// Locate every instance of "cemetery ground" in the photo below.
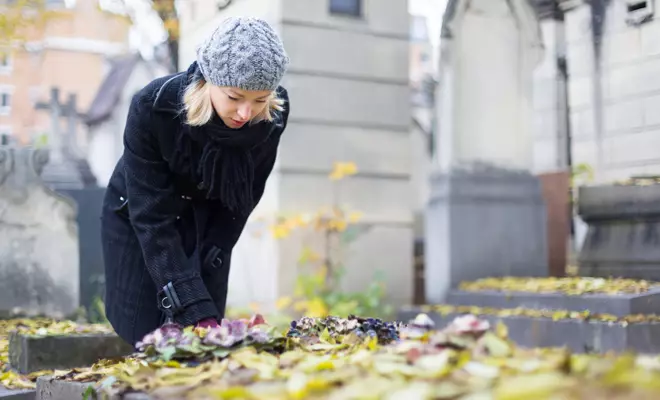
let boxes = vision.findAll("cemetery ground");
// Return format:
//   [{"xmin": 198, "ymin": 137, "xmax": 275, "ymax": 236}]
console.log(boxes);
[
  {"xmin": 4, "ymin": 277, "xmax": 660, "ymax": 399},
  {"xmin": 5, "ymin": 149, "xmax": 660, "ymax": 399}
]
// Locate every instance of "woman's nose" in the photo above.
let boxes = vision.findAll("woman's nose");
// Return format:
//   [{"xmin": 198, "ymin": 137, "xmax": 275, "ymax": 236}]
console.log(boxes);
[{"xmin": 237, "ymin": 105, "xmax": 252, "ymax": 120}]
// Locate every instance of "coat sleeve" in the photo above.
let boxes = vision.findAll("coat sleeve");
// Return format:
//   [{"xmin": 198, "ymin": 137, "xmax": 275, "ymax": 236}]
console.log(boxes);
[{"xmin": 122, "ymin": 92, "xmax": 219, "ymax": 326}]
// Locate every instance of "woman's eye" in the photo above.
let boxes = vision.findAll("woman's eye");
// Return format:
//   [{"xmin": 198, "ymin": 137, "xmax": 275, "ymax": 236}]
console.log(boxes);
[
  {"xmin": 228, "ymin": 96, "xmax": 239, "ymax": 101},
  {"xmin": 256, "ymin": 100, "xmax": 267, "ymax": 104}
]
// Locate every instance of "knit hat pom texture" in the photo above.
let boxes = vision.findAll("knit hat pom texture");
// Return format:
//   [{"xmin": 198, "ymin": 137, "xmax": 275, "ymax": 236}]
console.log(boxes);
[{"xmin": 196, "ymin": 16, "xmax": 290, "ymax": 92}]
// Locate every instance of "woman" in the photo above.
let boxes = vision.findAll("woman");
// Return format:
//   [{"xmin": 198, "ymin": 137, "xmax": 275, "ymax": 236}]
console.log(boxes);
[{"xmin": 100, "ymin": 16, "xmax": 290, "ymax": 347}]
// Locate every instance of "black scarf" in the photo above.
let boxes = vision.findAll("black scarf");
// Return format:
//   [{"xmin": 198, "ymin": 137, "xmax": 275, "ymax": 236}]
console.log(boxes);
[{"xmin": 169, "ymin": 62, "xmax": 277, "ymax": 216}]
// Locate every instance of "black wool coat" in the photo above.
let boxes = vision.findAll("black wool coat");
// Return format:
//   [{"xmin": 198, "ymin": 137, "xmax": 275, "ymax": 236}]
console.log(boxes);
[{"xmin": 100, "ymin": 64, "xmax": 289, "ymax": 346}]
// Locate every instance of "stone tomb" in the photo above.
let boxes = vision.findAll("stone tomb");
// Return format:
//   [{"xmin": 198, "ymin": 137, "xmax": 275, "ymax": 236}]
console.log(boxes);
[
  {"xmin": 8, "ymin": 332, "xmax": 134, "ymax": 375},
  {"xmin": 0, "ymin": 146, "xmax": 79, "ymax": 318},
  {"xmin": 400, "ymin": 280, "xmax": 660, "ymax": 353},
  {"xmin": 445, "ymin": 286, "xmax": 660, "ymax": 317},
  {"xmin": 577, "ymin": 181, "xmax": 660, "ymax": 281},
  {"xmin": 0, "ymin": 388, "xmax": 35, "ymax": 400},
  {"xmin": 35, "ymin": 377, "xmax": 148, "ymax": 400},
  {"xmin": 398, "ymin": 307, "xmax": 660, "ymax": 354}
]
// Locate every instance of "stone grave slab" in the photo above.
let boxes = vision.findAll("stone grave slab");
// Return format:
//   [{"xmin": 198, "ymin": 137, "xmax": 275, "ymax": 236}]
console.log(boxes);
[
  {"xmin": 36, "ymin": 376, "xmax": 149, "ymax": 400},
  {"xmin": 9, "ymin": 333, "xmax": 134, "ymax": 374},
  {"xmin": 0, "ymin": 387, "xmax": 35, "ymax": 400},
  {"xmin": 445, "ymin": 287, "xmax": 660, "ymax": 317},
  {"xmin": 0, "ymin": 146, "xmax": 79, "ymax": 319},
  {"xmin": 398, "ymin": 306, "xmax": 660, "ymax": 354}
]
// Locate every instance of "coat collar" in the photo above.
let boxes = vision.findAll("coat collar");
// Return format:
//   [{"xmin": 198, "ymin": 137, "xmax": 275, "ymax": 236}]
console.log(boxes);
[
  {"xmin": 153, "ymin": 62, "xmax": 201, "ymax": 114},
  {"xmin": 152, "ymin": 71, "xmax": 186, "ymax": 114}
]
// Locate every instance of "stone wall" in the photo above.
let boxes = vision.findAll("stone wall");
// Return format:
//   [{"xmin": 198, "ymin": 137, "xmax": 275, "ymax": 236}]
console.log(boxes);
[{"xmin": 533, "ymin": 0, "xmax": 660, "ymax": 182}]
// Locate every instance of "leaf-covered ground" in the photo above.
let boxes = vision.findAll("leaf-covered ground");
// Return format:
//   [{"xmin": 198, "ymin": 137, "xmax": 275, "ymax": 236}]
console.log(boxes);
[
  {"xmin": 458, "ymin": 277, "xmax": 658, "ymax": 295},
  {"xmin": 7, "ymin": 314, "xmax": 660, "ymax": 400},
  {"xmin": 4, "ymin": 276, "xmax": 660, "ymax": 399}
]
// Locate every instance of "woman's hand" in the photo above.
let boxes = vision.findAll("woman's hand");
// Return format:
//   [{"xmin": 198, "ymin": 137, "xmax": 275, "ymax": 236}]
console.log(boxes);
[{"xmin": 196, "ymin": 317, "xmax": 219, "ymax": 329}]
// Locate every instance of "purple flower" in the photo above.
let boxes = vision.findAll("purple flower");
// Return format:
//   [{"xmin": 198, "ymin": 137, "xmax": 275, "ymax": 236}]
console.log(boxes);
[
  {"xmin": 135, "ymin": 322, "xmax": 183, "ymax": 351},
  {"xmin": 203, "ymin": 326, "xmax": 242, "ymax": 347},
  {"xmin": 220, "ymin": 319, "xmax": 248, "ymax": 338},
  {"xmin": 247, "ymin": 328, "xmax": 269, "ymax": 344}
]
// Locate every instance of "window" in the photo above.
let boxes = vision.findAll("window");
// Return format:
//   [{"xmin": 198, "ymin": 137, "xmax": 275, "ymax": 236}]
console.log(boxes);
[
  {"xmin": 329, "ymin": 0, "xmax": 362, "ymax": 17},
  {"xmin": 0, "ymin": 86, "xmax": 13, "ymax": 116},
  {"xmin": 625, "ymin": 0, "xmax": 654, "ymax": 26},
  {"xmin": 0, "ymin": 125, "xmax": 12, "ymax": 145},
  {"xmin": 0, "ymin": 51, "xmax": 11, "ymax": 74},
  {"xmin": 45, "ymin": 0, "xmax": 65, "ymax": 8}
]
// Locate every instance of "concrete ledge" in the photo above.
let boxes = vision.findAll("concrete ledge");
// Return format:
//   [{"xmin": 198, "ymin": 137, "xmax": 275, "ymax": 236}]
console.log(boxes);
[
  {"xmin": 9, "ymin": 333, "xmax": 134, "ymax": 374},
  {"xmin": 35, "ymin": 377, "xmax": 93, "ymax": 400},
  {"xmin": 0, "ymin": 388, "xmax": 35, "ymax": 400},
  {"xmin": 577, "ymin": 184, "xmax": 660, "ymax": 221},
  {"xmin": 398, "ymin": 307, "xmax": 660, "ymax": 354},
  {"xmin": 446, "ymin": 288, "xmax": 660, "ymax": 317},
  {"xmin": 35, "ymin": 377, "xmax": 149, "ymax": 400}
]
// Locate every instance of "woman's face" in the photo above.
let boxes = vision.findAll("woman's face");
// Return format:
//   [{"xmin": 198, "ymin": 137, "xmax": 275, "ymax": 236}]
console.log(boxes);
[{"xmin": 209, "ymin": 85, "xmax": 272, "ymax": 129}]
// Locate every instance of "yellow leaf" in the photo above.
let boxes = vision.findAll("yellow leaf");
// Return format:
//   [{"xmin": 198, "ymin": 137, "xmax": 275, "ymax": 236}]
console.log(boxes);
[
  {"xmin": 275, "ymin": 296, "xmax": 292, "ymax": 310},
  {"xmin": 293, "ymin": 301, "xmax": 308, "ymax": 312},
  {"xmin": 481, "ymin": 332, "xmax": 512, "ymax": 358},
  {"xmin": 316, "ymin": 265, "xmax": 328, "ymax": 280},
  {"xmin": 270, "ymin": 224, "xmax": 290, "ymax": 239},
  {"xmin": 287, "ymin": 372, "xmax": 309, "ymax": 399},
  {"xmin": 207, "ymin": 386, "xmax": 251, "ymax": 399},
  {"xmin": 348, "ymin": 211, "xmax": 363, "ymax": 223},
  {"xmin": 329, "ymin": 161, "xmax": 358, "ymax": 180},
  {"xmin": 306, "ymin": 298, "xmax": 329, "ymax": 318},
  {"xmin": 495, "ymin": 321, "xmax": 508, "ymax": 339},
  {"xmin": 494, "ymin": 372, "xmax": 574, "ymax": 400},
  {"xmin": 298, "ymin": 247, "xmax": 321, "ymax": 265}
]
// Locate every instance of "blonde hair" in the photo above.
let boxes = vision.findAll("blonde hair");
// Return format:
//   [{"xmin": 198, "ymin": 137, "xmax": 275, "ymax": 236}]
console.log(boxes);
[{"xmin": 182, "ymin": 78, "xmax": 285, "ymax": 126}]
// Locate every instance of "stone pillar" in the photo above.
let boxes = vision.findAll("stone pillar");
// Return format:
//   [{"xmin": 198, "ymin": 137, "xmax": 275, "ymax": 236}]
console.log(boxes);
[
  {"xmin": 425, "ymin": 0, "xmax": 548, "ymax": 303},
  {"xmin": 0, "ymin": 146, "xmax": 80, "ymax": 318}
]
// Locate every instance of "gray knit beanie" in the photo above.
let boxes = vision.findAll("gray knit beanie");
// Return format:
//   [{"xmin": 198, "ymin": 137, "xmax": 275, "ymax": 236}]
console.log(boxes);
[{"xmin": 195, "ymin": 16, "xmax": 289, "ymax": 91}]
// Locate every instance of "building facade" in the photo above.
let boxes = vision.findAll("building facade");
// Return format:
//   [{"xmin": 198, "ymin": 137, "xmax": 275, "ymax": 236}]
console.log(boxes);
[
  {"xmin": 532, "ymin": 0, "xmax": 660, "ymax": 183},
  {"xmin": 0, "ymin": 0, "xmax": 131, "ymax": 145}
]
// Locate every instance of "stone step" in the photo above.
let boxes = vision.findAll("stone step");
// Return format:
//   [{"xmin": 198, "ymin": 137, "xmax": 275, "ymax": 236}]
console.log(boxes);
[
  {"xmin": 398, "ymin": 306, "xmax": 660, "ymax": 354},
  {"xmin": 0, "ymin": 388, "xmax": 35, "ymax": 400},
  {"xmin": 446, "ymin": 287, "xmax": 660, "ymax": 317},
  {"xmin": 35, "ymin": 377, "xmax": 148, "ymax": 400},
  {"xmin": 9, "ymin": 333, "xmax": 134, "ymax": 375}
]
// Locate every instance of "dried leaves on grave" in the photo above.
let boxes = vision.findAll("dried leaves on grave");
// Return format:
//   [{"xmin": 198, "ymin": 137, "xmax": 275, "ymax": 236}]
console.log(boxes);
[
  {"xmin": 421, "ymin": 304, "xmax": 660, "ymax": 326},
  {"xmin": 45, "ymin": 313, "xmax": 660, "ymax": 400},
  {"xmin": 6, "ymin": 312, "xmax": 660, "ymax": 398},
  {"xmin": 458, "ymin": 276, "xmax": 657, "ymax": 295}
]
